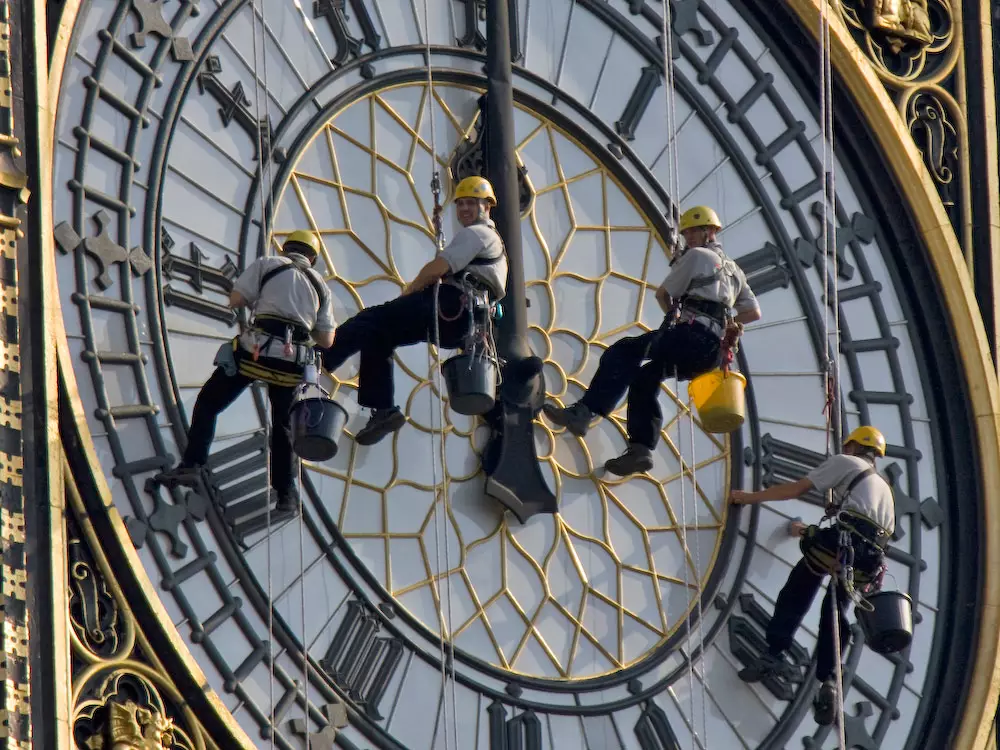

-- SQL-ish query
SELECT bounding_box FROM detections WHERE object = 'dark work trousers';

[767,528,884,681]
[321,284,471,409]
[184,355,299,495]
[579,321,721,449]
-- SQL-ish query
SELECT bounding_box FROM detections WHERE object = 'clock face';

[51,0,978,748]
[275,80,731,681]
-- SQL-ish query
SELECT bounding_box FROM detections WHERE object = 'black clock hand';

[480,0,557,524]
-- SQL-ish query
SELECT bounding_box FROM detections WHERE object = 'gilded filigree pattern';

[69,529,130,660]
[834,0,968,251]
[65,464,209,750]
[74,672,195,750]
[839,0,956,84]
[276,81,730,680]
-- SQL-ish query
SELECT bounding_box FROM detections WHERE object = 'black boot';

[737,651,787,683]
[541,402,594,437]
[355,407,407,446]
[152,460,204,488]
[274,487,300,515]
[813,678,838,726]
[604,443,654,476]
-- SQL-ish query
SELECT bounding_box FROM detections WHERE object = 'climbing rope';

[246,2,279,745]
[660,2,708,744]
[817,0,847,743]
[419,3,459,747]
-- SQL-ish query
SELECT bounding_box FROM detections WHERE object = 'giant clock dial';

[50,0,984,749]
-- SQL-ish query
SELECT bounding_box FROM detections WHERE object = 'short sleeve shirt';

[233,254,335,332]
[807,454,896,535]
[661,241,760,316]
[439,219,508,300]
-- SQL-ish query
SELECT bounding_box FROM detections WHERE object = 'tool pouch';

[214,338,239,377]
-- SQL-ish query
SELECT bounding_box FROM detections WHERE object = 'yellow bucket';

[689,369,747,434]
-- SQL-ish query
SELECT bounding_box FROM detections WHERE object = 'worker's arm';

[655,285,673,315]
[313,280,337,349]
[229,290,249,309]
[734,306,762,325]
[402,256,451,296]
[314,329,336,348]
[730,477,814,505]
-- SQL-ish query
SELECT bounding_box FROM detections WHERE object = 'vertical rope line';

[246,3,277,745]
[674,367,695,748]
[419,2,456,746]
[817,0,846,744]
[688,397,708,747]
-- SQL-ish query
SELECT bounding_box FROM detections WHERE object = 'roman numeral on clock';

[314,0,382,66]
[615,65,661,141]
[321,599,404,721]
[735,241,792,295]
[487,701,542,750]
[747,433,828,505]
[634,700,681,750]
[161,239,239,326]
[727,592,809,701]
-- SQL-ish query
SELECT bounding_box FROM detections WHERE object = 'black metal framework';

[47,0,979,747]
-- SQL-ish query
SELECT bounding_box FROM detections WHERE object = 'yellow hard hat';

[454,176,497,206]
[843,426,886,457]
[283,229,321,257]
[678,206,722,232]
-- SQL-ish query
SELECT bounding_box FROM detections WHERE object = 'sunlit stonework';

[273,82,730,680]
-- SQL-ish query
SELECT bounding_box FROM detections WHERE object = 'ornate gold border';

[44,0,1000,745]
[43,1,255,746]
[785,0,1000,746]
[977,0,1000,379]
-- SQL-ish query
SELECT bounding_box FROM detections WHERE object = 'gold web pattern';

[273,82,730,681]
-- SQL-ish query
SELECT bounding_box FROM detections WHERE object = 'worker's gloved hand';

[722,321,743,354]
[665,224,683,260]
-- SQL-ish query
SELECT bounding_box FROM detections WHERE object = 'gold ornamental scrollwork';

[74,670,195,750]
[838,0,959,87]
[902,86,961,195]
[65,459,210,750]
[68,533,134,661]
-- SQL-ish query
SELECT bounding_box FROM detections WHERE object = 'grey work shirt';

[661,241,759,331]
[440,219,508,300]
[807,454,896,535]
[233,253,335,360]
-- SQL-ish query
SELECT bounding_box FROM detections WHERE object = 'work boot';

[355,407,406,446]
[813,678,838,726]
[604,444,654,476]
[153,460,204,487]
[738,651,787,683]
[274,487,300,515]
[542,402,593,437]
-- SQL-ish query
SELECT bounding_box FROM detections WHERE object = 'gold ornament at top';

[869,0,932,52]
[85,700,176,750]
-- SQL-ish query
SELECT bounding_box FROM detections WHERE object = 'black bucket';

[856,590,913,655]
[442,353,497,416]
[288,397,348,461]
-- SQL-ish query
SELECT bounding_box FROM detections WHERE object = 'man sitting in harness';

[156,231,336,512]
[541,206,761,476]
[320,175,508,446]
[730,426,895,727]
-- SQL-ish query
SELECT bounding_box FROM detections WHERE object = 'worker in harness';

[730,426,895,727]
[320,175,508,446]
[155,231,336,512]
[541,206,761,475]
